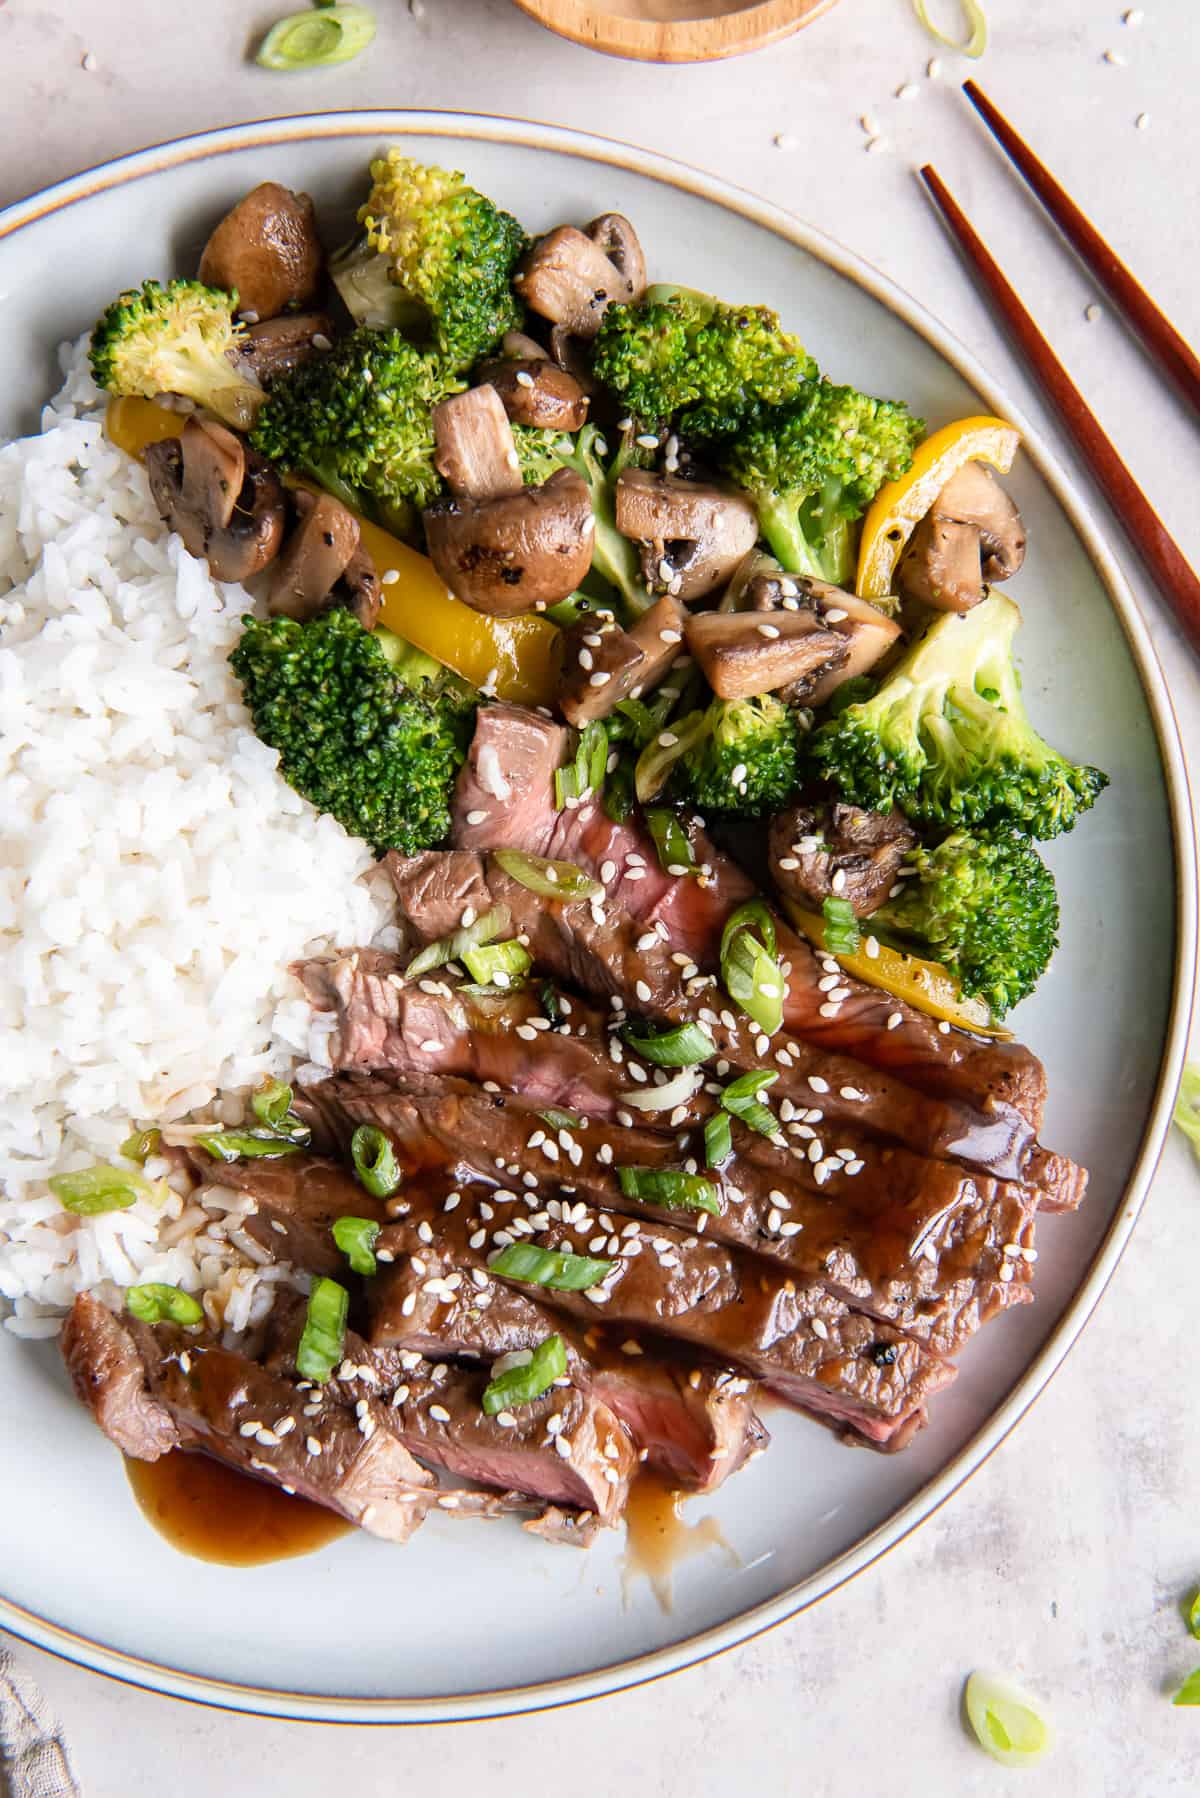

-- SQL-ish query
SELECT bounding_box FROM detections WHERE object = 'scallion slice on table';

[720,1068,781,1138]
[644,807,697,876]
[193,1130,305,1164]
[119,1128,161,1165]
[620,1020,715,1068]
[490,1242,615,1292]
[256,4,376,70]
[1174,1063,1200,1165]
[49,1164,163,1215]
[493,849,603,903]
[126,1284,204,1326]
[481,1335,567,1415]
[616,1167,721,1215]
[964,1671,1053,1766]
[250,1078,311,1144]
[821,895,861,957]
[295,1277,350,1383]
[704,1112,733,1168]
[1174,1668,1200,1706]
[720,901,784,1037]
[461,939,532,987]
[350,1125,401,1199]
[405,905,511,980]
[912,0,988,58]
[332,1215,382,1276]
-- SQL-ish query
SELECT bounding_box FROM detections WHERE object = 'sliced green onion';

[251,1078,311,1144]
[611,696,667,748]
[644,807,697,876]
[538,1107,582,1132]
[539,981,561,1025]
[1174,1668,1200,1706]
[616,1166,721,1214]
[1188,1589,1200,1640]
[295,1277,349,1384]
[256,4,376,69]
[720,1068,781,1137]
[120,1128,161,1165]
[405,904,511,980]
[556,721,610,809]
[126,1283,204,1326]
[821,894,862,957]
[482,1334,567,1415]
[617,1066,702,1113]
[544,591,597,628]
[964,1672,1053,1766]
[912,0,988,57]
[621,1021,715,1068]
[722,930,784,1038]
[603,753,636,824]
[703,1112,733,1168]
[194,1130,305,1164]
[332,1215,381,1276]
[1174,1063,1200,1165]
[634,709,709,805]
[490,1242,615,1292]
[350,1125,401,1199]
[462,939,532,987]
[494,849,603,903]
[49,1164,163,1216]
[720,899,777,965]
[555,763,580,810]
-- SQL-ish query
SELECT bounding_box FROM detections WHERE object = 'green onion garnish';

[964,1672,1053,1766]
[295,1277,350,1383]
[822,895,861,957]
[332,1215,381,1276]
[1174,1668,1200,1706]
[611,697,664,748]
[256,4,376,70]
[538,1107,582,1132]
[720,901,784,1038]
[461,939,532,987]
[620,1021,715,1068]
[126,1283,204,1326]
[720,1068,781,1138]
[704,1112,733,1168]
[120,1128,161,1165]
[1174,1063,1200,1166]
[616,1167,721,1215]
[494,849,603,903]
[1188,1588,1200,1640]
[539,981,561,1025]
[634,708,709,805]
[556,721,610,809]
[490,1242,615,1292]
[350,1125,401,1199]
[405,904,511,981]
[250,1078,311,1144]
[720,899,777,964]
[644,807,697,876]
[912,0,988,59]
[49,1164,163,1216]
[481,1335,568,1416]
[194,1130,305,1164]
[603,753,637,824]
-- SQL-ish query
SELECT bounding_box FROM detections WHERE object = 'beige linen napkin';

[0,1644,83,1798]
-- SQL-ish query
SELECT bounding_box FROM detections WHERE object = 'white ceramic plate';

[0,113,1193,1724]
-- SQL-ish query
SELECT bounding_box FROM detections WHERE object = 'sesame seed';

[505,450,521,470]
[886,1012,903,1031]
[999,1263,1015,1283]
[807,1141,823,1164]
[660,628,683,644]
[812,1318,829,1340]
[578,647,594,670]
[927,55,942,76]
[1103,47,1127,64]
[306,1436,322,1456]
[780,1221,802,1237]
[429,1404,451,1423]
[865,136,890,155]
[589,671,612,688]
[469,1228,486,1249]
[859,112,880,134]
[809,1075,829,1093]
[824,607,849,622]
[839,1086,868,1102]
[598,1143,614,1165]
[600,859,617,884]
[401,1294,417,1316]
[638,433,661,450]
[1136,111,1150,130]
[819,1002,842,1018]
[831,868,847,894]
[82,50,98,71]
[381,568,400,585]
[844,1159,865,1177]
[757,622,780,639]
[1123,5,1143,21]
[554,1433,574,1458]
[896,81,920,100]
[466,808,487,825]
[515,369,536,387]
[516,1024,538,1042]
[767,1207,782,1232]
[938,1020,952,1035]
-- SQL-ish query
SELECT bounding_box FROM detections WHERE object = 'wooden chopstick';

[962,80,1200,421]
[919,164,1200,657]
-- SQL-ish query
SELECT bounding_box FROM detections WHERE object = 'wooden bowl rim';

[510,0,840,64]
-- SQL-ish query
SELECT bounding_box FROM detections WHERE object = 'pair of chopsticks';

[921,83,1200,656]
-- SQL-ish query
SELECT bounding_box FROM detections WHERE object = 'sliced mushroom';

[198,183,323,321]
[769,802,917,917]
[585,214,647,304]
[558,593,686,727]
[268,490,360,620]
[745,573,902,707]
[336,542,382,632]
[615,471,758,602]
[423,468,593,616]
[501,330,551,362]
[432,386,524,501]
[514,222,641,342]
[237,312,335,385]
[896,462,1026,612]
[684,610,848,702]
[146,418,285,585]
[476,357,589,433]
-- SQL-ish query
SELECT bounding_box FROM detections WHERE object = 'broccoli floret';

[591,285,815,435]
[338,152,527,369]
[870,827,1060,1019]
[809,591,1109,839]
[89,278,263,430]
[546,424,650,615]
[230,608,472,855]
[250,327,463,538]
[669,694,803,815]
[717,381,923,586]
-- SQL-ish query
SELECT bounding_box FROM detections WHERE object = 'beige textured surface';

[2,0,1199,1789]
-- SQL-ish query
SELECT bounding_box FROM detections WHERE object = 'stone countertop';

[2,0,1198,1790]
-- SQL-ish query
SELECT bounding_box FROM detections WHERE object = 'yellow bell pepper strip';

[855,414,1021,605]
[780,897,1013,1040]
[103,396,562,708]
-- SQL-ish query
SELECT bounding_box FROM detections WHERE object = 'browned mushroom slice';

[145,417,285,584]
[237,312,335,385]
[433,386,524,500]
[558,593,687,728]
[614,471,758,602]
[685,610,848,702]
[501,330,550,362]
[198,183,323,321]
[514,226,639,341]
[336,542,382,632]
[424,468,593,616]
[896,462,1026,612]
[179,416,245,533]
[585,214,647,304]
[476,358,589,433]
[773,579,902,707]
[268,489,360,620]
[769,802,917,917]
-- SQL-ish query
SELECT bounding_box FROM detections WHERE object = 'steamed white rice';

[0,340,393,1336]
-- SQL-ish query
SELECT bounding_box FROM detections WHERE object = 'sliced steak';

[451,704,1048,1128]
[185,1151,388,1276]
[62,1292,180,1461]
